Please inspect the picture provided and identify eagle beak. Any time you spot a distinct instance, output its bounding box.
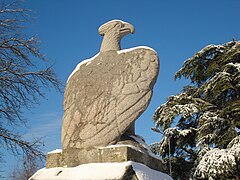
[120,22,135,35]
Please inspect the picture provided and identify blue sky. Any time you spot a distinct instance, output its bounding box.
[5,0,240,172]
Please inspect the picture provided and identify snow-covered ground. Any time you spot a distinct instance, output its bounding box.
[30,161,172,180]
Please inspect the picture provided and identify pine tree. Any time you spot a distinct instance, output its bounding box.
[152,41,240,179]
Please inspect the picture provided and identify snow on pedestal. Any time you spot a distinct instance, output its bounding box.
[48,149,62,154]
[29,161,172,180]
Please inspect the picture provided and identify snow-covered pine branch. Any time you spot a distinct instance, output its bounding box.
[194,136,240,179]
[152,92,215,129]
[152,40,240,179]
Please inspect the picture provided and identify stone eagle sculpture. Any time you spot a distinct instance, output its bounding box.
[62,20,159,150]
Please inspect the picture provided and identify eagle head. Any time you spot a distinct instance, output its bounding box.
[99,20,135,37]
[99,20,135,52]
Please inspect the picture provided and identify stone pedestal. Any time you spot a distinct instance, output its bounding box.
[46,145,165,172]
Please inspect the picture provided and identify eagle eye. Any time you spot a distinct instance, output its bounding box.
[115,23,123,28]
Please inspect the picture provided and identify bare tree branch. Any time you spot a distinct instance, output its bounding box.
[0,0,63,170]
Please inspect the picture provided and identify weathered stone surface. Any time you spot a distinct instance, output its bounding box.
[62,48,159,149]
[46,150,65,168]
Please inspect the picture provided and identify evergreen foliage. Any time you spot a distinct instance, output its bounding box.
[152,40,240,179]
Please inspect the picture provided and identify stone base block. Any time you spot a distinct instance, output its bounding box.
[46,145,165,172]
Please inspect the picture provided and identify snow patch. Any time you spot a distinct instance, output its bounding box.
[130,135,146,146]
[131,161,172,180]
[130,135,163,161]
[103,144,144,154]
[235,127,240,134]
[226,62,240,72]
[30,161,172,180]
[117,46,157,54]
[47,149,62,154]
[180,129,192,136]
[67,53,99,82]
